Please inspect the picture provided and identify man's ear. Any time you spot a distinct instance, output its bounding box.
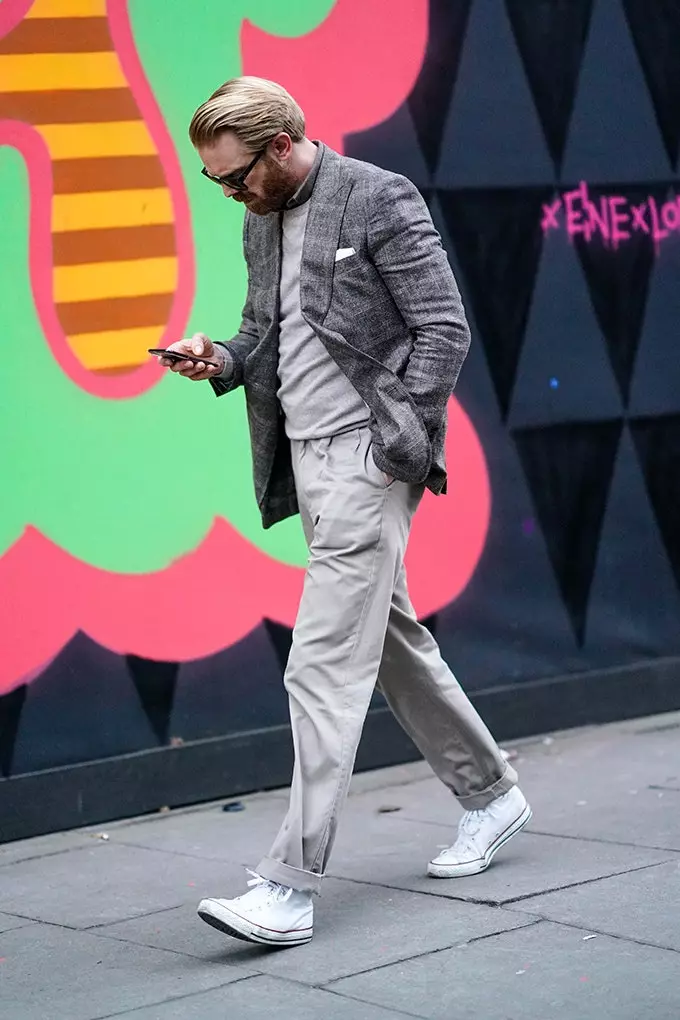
[270,132,293,162]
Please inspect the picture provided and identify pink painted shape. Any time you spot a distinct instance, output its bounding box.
[0,0,491,695]
[0,0,194,400]
[0,0,35,36]
[0,521,303,695]
[0,396,489,696]
[242,0,428,152]
[14,656,58,688]
[405,399,490,612]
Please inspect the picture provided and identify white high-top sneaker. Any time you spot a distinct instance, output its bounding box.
[428,786,532,878]
[198,872,313,946]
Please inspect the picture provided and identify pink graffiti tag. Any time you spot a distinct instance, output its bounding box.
[541,182,679,252]
[541,199,561,232]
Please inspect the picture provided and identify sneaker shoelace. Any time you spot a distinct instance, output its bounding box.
[460,808,485,838]
[245,869,293,904]
[450,808,487,856]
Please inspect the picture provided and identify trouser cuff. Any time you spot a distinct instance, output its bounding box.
[256,855,324,894]
[454,763,519,810]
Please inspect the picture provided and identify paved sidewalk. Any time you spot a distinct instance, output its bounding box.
[1,712,679,1019]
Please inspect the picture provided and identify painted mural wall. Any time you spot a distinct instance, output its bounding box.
[1,0,680,789]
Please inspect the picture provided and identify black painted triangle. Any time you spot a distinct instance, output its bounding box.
[623,0,680,170]
[263,618,293,674]
[509,230,623,427]
[586,428,680,651]
[345,103,430,187]
[421,614,438,638]
[629,414,680,592]
[406,0,472,175]
[629,222,680,417]
[13,635,164,774]
[439,186,552,419]
[506,0,594,172]
[562,0,669,181]
[512,419,623,645]
[125,656,179,745]
[0,684,27,777]
[417,185,433,210]
[436,0,553,186]
[573,183,665,406]
[173,626,290,741]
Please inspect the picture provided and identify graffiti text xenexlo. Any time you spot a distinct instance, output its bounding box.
[542,182,680,250]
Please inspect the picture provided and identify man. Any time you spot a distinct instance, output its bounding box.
[158,76,531,948]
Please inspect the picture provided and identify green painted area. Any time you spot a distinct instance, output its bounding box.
[1,2,335,571]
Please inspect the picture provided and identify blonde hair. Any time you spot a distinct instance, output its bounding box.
[189,76,305,151]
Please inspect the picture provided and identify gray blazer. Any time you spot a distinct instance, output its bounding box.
[211,143,471,529]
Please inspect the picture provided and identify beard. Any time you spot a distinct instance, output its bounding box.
[233,156,299,216]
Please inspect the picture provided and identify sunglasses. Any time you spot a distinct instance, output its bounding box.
[201,149,265,191]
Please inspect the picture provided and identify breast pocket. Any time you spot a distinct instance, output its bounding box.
[331,252,375,293]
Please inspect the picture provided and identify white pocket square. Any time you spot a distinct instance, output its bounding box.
[335,247,356,262]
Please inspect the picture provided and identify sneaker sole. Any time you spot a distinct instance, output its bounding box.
[427,804,533,878]
[197,899,313,947]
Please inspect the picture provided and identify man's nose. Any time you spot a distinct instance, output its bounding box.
[221,183,238,198]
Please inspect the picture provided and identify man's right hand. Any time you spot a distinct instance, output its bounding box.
[157,333,226,381]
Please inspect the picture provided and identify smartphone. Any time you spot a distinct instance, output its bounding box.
[148,348,220,368]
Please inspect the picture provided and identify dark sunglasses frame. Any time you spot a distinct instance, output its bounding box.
[200,148,265,191]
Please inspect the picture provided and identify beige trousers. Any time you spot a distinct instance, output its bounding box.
[256,428,517,893]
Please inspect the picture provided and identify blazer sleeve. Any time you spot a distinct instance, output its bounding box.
[209,213,261,397]
[366,174,471,437]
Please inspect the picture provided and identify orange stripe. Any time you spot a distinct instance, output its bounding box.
[52,187,173,231]
[0,52,124,92]
[58,293,174,334]
[26,0,107,16]
[0,17,111,54]
[52,156,166,194]
[39,121,156,159]
[0,89,139,124]
[54,256,177,303]
[53,224,176,266]
[69,325,167,370]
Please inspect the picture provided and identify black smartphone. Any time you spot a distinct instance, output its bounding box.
[148,348,220,368]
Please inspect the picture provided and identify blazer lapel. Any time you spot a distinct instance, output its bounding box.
[256,210,282,338]
[300,146,352,323]
[246,210,282,389]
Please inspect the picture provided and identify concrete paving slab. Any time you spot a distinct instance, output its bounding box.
[0,912,35,934]
[347,759,433,796]
[515,860,680,951]
[104,797,284,865]
[0,830,95,868]
[394,715,680,851]
[96,878,534,984]
[0,923,258,1020]
[2,714,679,1020]
[0,843,249,929]
[329,919,680,1020]
[328,810,672,904]
[115,975,412,1020]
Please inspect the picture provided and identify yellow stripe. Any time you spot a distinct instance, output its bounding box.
[55,256,177,302]
[0,53,124,92]
[69,325,167,370]
[52,188,173,231]
[26,0,107,17]
[38,122,156,160]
